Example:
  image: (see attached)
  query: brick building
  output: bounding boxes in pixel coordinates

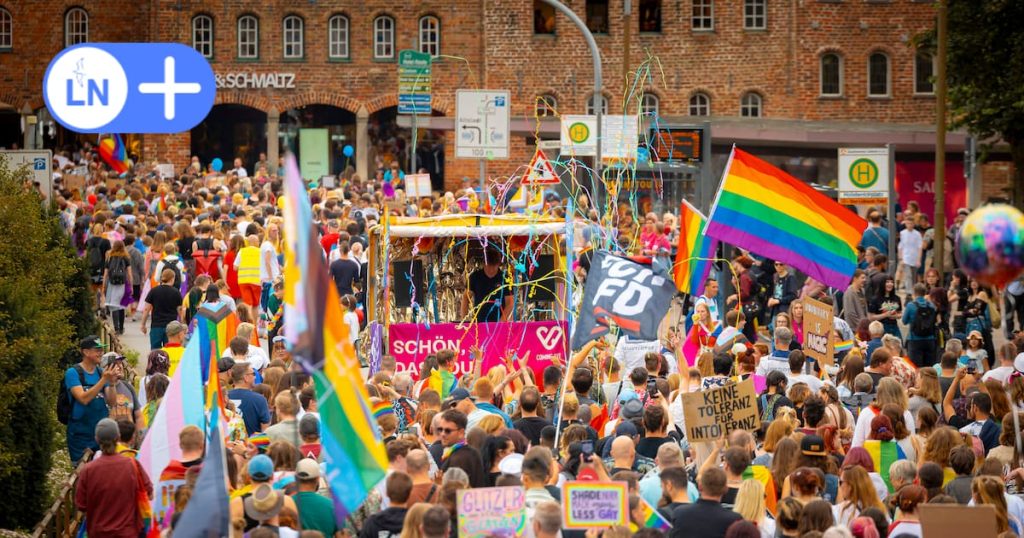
[0,0,1007,214]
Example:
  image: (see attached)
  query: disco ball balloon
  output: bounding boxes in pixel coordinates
[955,204,1024,288]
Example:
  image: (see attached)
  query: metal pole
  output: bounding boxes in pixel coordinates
[933,0,948,282]
[623,0,632,95]
[887,143,897,276]
[539,0,603,204]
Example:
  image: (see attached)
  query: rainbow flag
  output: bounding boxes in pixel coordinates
[834,340,855,353]
[282,154,386,520]
[372,400,394,420]
[674,200,718,296]
[193,302,241,383]
[638,497,672,531]
[705,147,868,290]
[863,439,907,493]
[98,133,130,174]
[428,368,457,400]
[742,465,778,516]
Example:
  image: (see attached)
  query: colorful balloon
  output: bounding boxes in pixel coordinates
[342,145,354,158]
[210,157,223,172]
[955,204,1024,288]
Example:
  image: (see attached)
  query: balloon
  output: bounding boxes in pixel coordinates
[955,204,1024,288]
[211,158,223,172]
[342,145,354,158]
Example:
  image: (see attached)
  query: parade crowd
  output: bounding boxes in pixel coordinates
[51,146,1024,538]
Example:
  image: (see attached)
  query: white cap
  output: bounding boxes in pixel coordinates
[1013,352,1024,373]
[731,343,748,355]
[497,453,524,476]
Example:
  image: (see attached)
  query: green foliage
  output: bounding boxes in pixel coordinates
[0,155,82,529]
[946,0,1024,203]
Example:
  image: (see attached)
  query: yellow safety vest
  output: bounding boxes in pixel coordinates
[237,246,261,285]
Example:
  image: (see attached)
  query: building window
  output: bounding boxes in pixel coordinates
[237,15,258,58]
[740,92,762,117]
[820,53,842,96]
[328,14,349,59]
[914,50,935,94]
[374,15,395,59]
[868,52,890,96]
[692,0,714,31]
[535,0,555,34]
[586,94,608,115]
[192,15,213,58]
[282,15,303,59]
[419,16,440,57]
[64,7,88,47]
[640,93,659,117]
[744,0,766,30]
[689,93,710,116]
[639,0,662,32]
[0,8,12,49]
[586,0,609,34]
[537,94,558,117]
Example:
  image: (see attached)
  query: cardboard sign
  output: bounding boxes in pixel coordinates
[682,378,758,442]
[62,174,87,194]
[456,486,526,538]
[919,504,997,538]
[405,173,432,198]
[562,481,629,529]
[802,297,835,368]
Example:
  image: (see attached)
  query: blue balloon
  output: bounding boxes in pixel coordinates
[211,157,223,172]
[343,145,354,158]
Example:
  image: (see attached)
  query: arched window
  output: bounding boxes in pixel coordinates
[820,53,842,96]
[689,93,710,116]
[282,15,303,59]
[419,16,439,57]
[868,52,890,97]
[640,93,659,117]
[328,15,349,59]
[0,8,12,50]
[536,94,558,117]
[65,7,88,47]
[237,15,258,58]
[740,92,762,118]
[914,50,935,95]
[192,15,213,58]
[586,94,608,115]
[374,15,395,59]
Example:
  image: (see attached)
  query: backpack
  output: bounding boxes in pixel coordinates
[193,239,221,280]
[86,240,106,278]
[910,300,937,338]
[57,365,88,425]
[162,260,183,289]
[759,393,782,423]
[108,256,128,285]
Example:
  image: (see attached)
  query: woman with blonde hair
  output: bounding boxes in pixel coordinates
[788,300,805,346]
[733,478,776,538]
[477,414,506,436]
[833,466,886,526]
[399,503,432,538]
[754,418,795,466]
[144,230,168,284]
[908,367,942,417]
[983,379,1012,421]
[921,426,964,471]
[973,475,1013,534]
[852,377,915,448]
[770,438,800,500]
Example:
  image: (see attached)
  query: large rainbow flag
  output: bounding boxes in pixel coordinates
[742,465,778,516]
[863,439,907,493]
[282,154,387,520]
[674,199,718,296]
[98,133,130,174]
[705,147,867,290]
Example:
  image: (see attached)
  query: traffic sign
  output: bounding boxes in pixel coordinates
[455,90,510,160]
[559,115,639,159]
[838,147,890,204]
[1,150,53,200]
[523,148,559,185]
[398,50,432,115]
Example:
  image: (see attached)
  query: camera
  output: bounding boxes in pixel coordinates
[581,440,594,458]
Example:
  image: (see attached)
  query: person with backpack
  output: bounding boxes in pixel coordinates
[758,370,793,427]
[61,335,118,464]
[902,283,937,368]
[191,223,223,281]
[102,240,133,334]
[85,222,111,304]
[152,242,186,293]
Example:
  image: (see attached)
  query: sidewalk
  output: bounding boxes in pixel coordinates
[118,315,152,377]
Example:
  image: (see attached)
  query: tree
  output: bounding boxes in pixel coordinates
[946,0,1024,205]
[0,155,78,529]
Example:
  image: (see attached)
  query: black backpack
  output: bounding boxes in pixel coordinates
[57,365,89,425]
[108,257,128,285]
[911,301,937,338]
[162,260,183,289]
[86,240,106,277]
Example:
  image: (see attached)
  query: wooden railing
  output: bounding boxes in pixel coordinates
[30,449,92,538]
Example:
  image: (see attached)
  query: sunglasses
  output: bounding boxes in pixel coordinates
[437,427,460,434]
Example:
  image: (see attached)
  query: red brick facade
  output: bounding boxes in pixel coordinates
[2,0,993,193]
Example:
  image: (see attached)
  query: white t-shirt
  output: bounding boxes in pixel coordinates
[259,241,280,282]
[343,311,359,344]
[982,365,1015,384]
[851,406,917,448]
[614,336,663,375]
[222,344,269,372]
[787,373,824,392]
[899,229,923,266]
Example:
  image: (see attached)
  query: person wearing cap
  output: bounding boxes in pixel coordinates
[293,458,337,536]
[230,454,299,532]
[75,418,153,538]
[65,335,119,464]
[298,414,322,461]
[99,352,142,427]
[160,320,187,375]
[461,248,512,323]
[448,387,488,431]
[964,329,991,373]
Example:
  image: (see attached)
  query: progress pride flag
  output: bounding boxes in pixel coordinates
[388,320,568,381]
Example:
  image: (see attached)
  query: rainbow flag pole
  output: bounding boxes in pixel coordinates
[673,199,719,296]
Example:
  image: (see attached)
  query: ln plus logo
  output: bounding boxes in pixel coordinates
[43,43,215,133]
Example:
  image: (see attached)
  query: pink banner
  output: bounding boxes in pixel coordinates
[389,321,568,381]
[895,160,966,224]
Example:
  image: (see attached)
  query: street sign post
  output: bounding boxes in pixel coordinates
[838,147,890,205]
[559,115,638,159]
[1,149,53,200]
[398,50,432,115]
[455,90,511,160]
[523,148,559,185]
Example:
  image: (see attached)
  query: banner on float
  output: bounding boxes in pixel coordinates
[388,320,567,380]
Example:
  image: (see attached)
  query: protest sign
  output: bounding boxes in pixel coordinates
[562,481,629,529]
[802,297,835,368]
[456,486,526,538]
[682,378,758,442]
[919,504,997,538]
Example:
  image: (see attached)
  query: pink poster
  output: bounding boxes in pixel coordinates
[894,160,966,224]
[389,320,568,381]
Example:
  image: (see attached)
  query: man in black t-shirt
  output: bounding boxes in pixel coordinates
[141,268,183,350]
[328,241,360,296]
[461,251,511,323]
[513,387,550,445]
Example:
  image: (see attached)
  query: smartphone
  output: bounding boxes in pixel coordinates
[647,378,658,396]
[967,364,977,375]
[581,440,594,458]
